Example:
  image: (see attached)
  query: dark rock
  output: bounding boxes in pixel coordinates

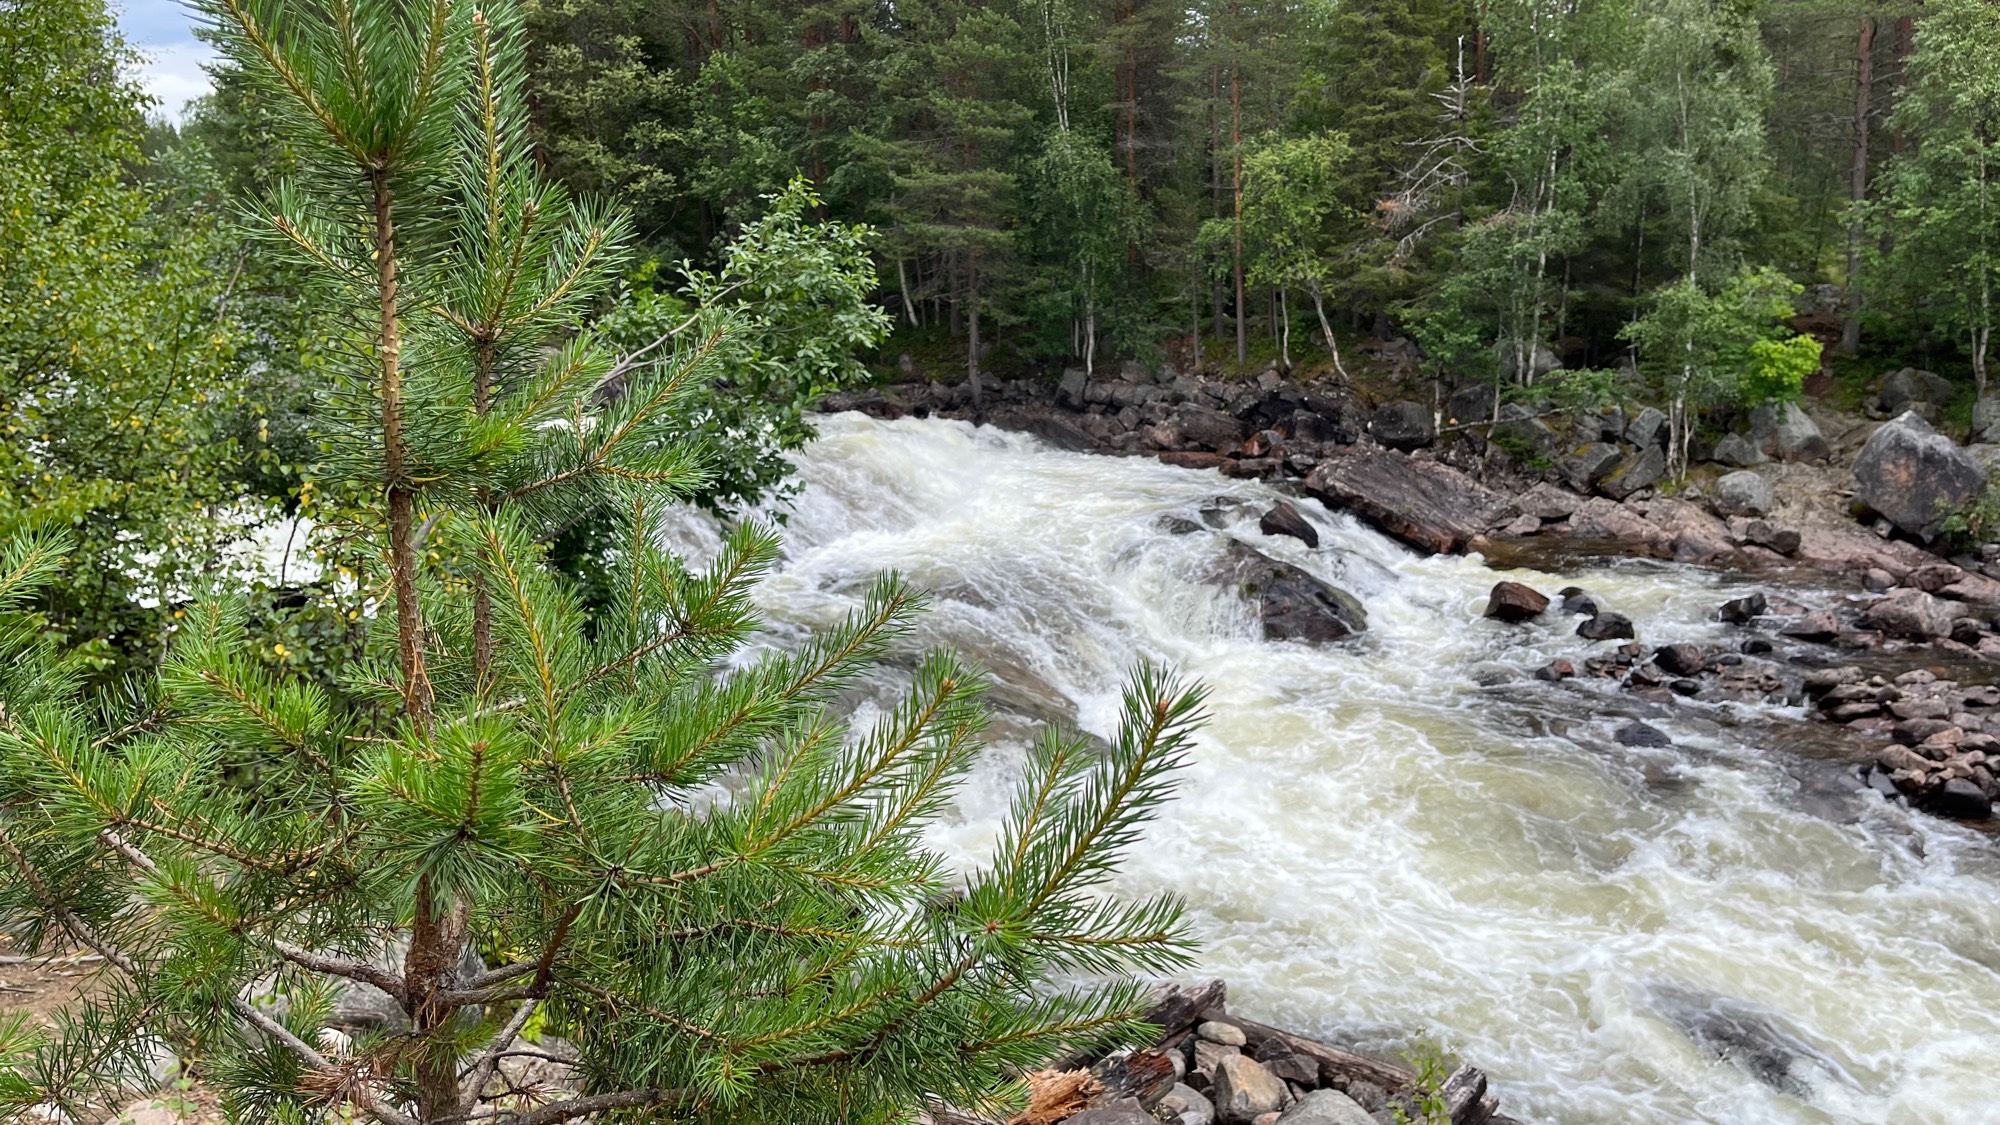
[1161,516,1204,535]
[1711,471,1774,517]
[1578,612,1636,641]
[1250,1040,1316,1087]
[1218,544,1368,643]
[1178,404,1251,451]
[1893,719,1957,746]
[1492,403,1557,456]
[1058,367,1089,408]
[1880,367,1955,416]
[1670,678,1702,696]
[1485,581,1550,622]
[1741,638,1774,654]
[1161,451,1231,470]
[1557,442,1623,490]
[1446,384,1495,427]
[1951,617,1987,646]
[1625,406,1668,449]
[1779,611,1840,642]
[1852,411,1987,541]
[1654,643,1706,676]
[1535,659,1576,681]
[1370,401,1435,451]
[1929,778,1993,820]
[1713,433,1769,467]
[1718,593,1768,624]
[1559,589,1600,617]
[1258,501,1319,548]
[1600,446,1667,500]
[1615,722,1674,748]
[1304,448,1507,554]
[1863,567,1897,592]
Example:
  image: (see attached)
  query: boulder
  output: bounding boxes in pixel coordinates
[1930,779,1994,819]
[1779,610,1840,641]
[1881,367,1955,416]
[1515,482,1581,521]
[1058,367,1090,408]
[1485,581,1550,622]
[1626,406,1669,449]
[1198,1021,1249,1048]
[1258,501,1319,548]
[1654,643,1706,676]
[1578,612,1636,641]
[1218,544,1368,643]
[1735,518,1802,556]
[1558,442,1623,491]
[1711,471,1774,518]
[1852,411,1987,540]
[1859,589,1956,639]
[1066,1101,1157,1125]
[1717,593,1768,623]
[1275,1090,1376,1125]
[1769,402,1830,462]
[1600,446,1666,500]
[1492,403,1558,457]
[1975,396,2000,444]
[1446,383,1495,427]
[1615,722,1674,748]
[1210,1056,1287,1125]
[1712,433,1769,467]
[1178,404,1250,451]
[1370,400,1435,451]
[1304,448,1508,554]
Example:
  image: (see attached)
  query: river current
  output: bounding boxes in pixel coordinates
[662,412,2000,1125]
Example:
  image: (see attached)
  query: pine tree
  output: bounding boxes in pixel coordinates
[0,2,1202,1124]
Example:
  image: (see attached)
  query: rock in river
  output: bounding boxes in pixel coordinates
[1578,612,1636,641]
[1217,543,1367,643]
[1484,581,1549,622]
[1258,501,1319,548]
[1304,447,1506,554]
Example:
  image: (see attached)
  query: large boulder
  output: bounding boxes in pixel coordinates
[1304,447,1508,554]
[1600,445,1666,500]
[1711,470,1774,518]
[1485,580,1550,622]
[1767,402,1830,462]
[1210,1056,1287,1125]
[1625,406,1668,449]
[1446,383,1495,427]
[1852,411,1987,540]
[1177,403,1250,451]
[1557,442,1622,491]
[1370,400,1435,451]
[1218,544,1367,643]
[1881,367,1955,416]
[1712,433,1769,467]
[1859,588,1956,639]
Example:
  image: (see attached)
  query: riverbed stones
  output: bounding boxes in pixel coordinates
[1711,471,1774,518]
[1274,1090,1375,1125]
[1065,1101,1155,1125]
[1259,501,1319,548]
[1615,722,1674,748]
[1653,643,1706,676]
[1931,778,1993,819]
[1852,411,1987,541]
[1718,592,1768,624]
[1211,1056,1287,1125]
[1484,581,1549,622]
[1578,612,1636,641]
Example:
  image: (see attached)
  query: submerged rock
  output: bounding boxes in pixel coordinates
[1217,544,1367,643]
[1258,501,1319,548]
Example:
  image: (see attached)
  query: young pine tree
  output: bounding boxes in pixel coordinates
[0,1,1203,1123]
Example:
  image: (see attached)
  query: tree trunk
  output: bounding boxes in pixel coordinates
[1841,15,1875,356]
[1308,287,1348,379]
[897,258,919,326]
[1278,288,1290,368]
[371,170,429,724]
[1975,326,1990,401]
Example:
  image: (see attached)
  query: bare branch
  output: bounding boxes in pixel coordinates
[272,941,408,1003]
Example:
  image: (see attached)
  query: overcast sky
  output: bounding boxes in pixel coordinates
[116,0,214,120]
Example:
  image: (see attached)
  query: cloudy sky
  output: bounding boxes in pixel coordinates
[116,0,214,120]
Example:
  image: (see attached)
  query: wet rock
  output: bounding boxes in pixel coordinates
[1852,411,1987,541]
[1304,448,1506,554]
[1615,722,1674,748]
[1259,501,1319,548]
[1558,588,1600,617]
[1863,567,1897,592]
[1929,778,1993,819]
[1370,401,1434,451]
[1717,592,1768,624]
[1653,644,1706,677]
[1670,678,1702,696]
[1535,659,1577,681]
[1894,718,1957,746]
[1275,1090,1375,1125]
[1578,612,1636,641]
[1713,433,1769,467]
[1741,637,1774,654]
[1557,442,1623,491]
[1211,1056,1288,1125]
[1162,516,1205,535]
[1218,544,1368,643]
[1859,589,1956,639]
[1653,987,1854,1100]
[1952,618,1988,646]
[1485,581,1550,622]
[1880,367,1955,416]
[1711,471,1774,518]
[1625,406,1668,449]
[1779,611,1840,642]
[1161,451,1231,470]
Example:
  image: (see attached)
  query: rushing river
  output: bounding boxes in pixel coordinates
[664,413,2000,1125]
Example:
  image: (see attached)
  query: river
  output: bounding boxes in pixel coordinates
[664,412,2000,1125]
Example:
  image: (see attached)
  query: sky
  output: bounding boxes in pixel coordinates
[115,0,215,120]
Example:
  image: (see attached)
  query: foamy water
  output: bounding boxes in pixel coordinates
[666,413,2000,1125]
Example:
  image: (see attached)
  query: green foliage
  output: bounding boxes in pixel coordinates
[1937,478,2000,549]
[1622,267,1820,412]
[1388,1035,1454,1125]
[0,9,1199,1125]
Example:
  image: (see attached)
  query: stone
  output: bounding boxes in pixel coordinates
[1251,1040,1317,1086]
[1211,1055,1288,1125]
[1930,778,1993,820]
[1769,402,1831,462]
[1493,339,1563,381]
[1615,722,1674,748]
[1304,448,1508,554]
[1492,403,1558,456]
[1738,519,1802,556]
[1557,442,1623,490]
[1485,581,1550,622]
[1718,592,1768,624]
[1860,589,1956,639]
[1881,367,1955,416]
[1953,617,1988,646]
[1908,562,1966,592]
[1198,1021,1248,1047]
[1894,718,1957,746]
[1600,446,1667,500]
[1259,501,1320,548]
[1218,545,1368,643]
[1778,610,1840,642]
[1446,383,1495,427]
[1066,1100,1156,1125]
[1852,411,1988,541]
[1863,568,1897,592]
[1578,612,1636,641]
[1712,432,1769,467]
[1559,588,1599,617]
[1193,1039,1241,1080]
[1711,471,1774,518]
[1370,400,1435,451]
[1178,404,1251,451]
[1515,482,1581,521]
[1535,659,1577,681]
[1058,367,1090,408]
[1626,406,1668,449]
[1653,643,1706,677]
[1976,396,2000,444]
[1160,1084,1217,1125]
[1275,1089,1377,1125]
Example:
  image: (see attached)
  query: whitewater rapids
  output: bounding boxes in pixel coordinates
[661,412,2000,1125]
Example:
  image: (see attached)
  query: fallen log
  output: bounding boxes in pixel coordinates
[1439,1063,1498,1125]
[1211,1012,1416,1094]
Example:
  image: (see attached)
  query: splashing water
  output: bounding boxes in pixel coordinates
[662,413,2000,1125]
